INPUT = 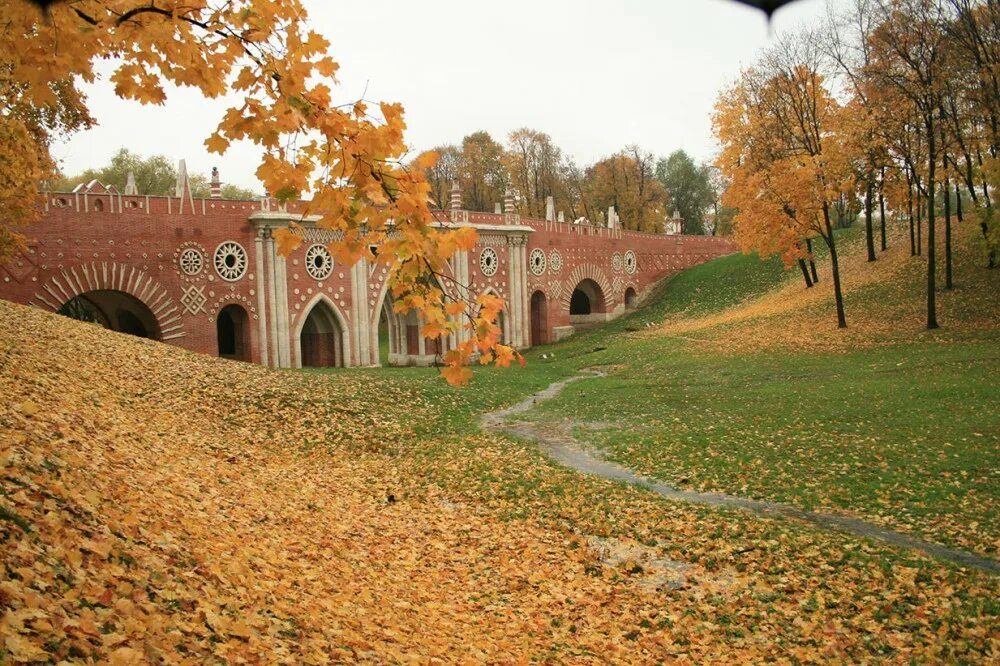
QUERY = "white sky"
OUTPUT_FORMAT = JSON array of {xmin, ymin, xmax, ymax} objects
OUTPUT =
[{"xmin": 51, "ymin": 0, "xmax": 841, "ymax": 192}]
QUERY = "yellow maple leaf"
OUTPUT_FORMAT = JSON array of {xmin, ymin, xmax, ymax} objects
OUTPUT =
[
  {"xmin": 441, "ymin": 364, "xmax": 472, "ymax": 387},
  {"xmin": 204, "ymin": 132, "xmax": 230, "ymax": 154},
  {"xmin": 273, "ymin": 227, "xmax": 303, "ymax": 257}
]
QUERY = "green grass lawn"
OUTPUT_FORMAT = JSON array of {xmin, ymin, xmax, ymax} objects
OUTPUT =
[
  {"xmin": 327, "ymin": 226, "xmax": 999, "ymax": 559},
  {"xmin": 288, "ymin": 234, "xmax": 1000, "ymax": 657}
]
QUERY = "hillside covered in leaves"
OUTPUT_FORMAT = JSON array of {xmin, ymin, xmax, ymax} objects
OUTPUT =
[{"xmin": 2, "ymin": 218, "xmax": 999, "ymax": 662}]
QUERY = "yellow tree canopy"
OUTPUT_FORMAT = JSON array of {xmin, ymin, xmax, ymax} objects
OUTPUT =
[
  {"xmin": 4, "ymin": 0, "xmax": 512, "ymax": 383},
  {"xmin": 714, "ymin": 61, "xmax": 851, "ymax": 264}
]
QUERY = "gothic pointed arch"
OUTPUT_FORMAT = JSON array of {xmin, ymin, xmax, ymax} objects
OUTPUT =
[
  {"xmin": 293, "ymin": 294, "xmax": 352, "ymax": 368},
  {"xmin": 480, "ymin": 287, "xmax": 511, "ymax": 345}
]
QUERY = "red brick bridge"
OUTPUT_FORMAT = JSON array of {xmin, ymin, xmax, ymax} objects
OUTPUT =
[{"xmin": 0, "ymin": 168, "xmax": 734, "ymax": 368}]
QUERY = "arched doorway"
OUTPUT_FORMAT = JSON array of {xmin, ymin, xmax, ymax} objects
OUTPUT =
[
  {"xmin": 496, "ymin": 309, "xmax": 509, "ymax": 345},
  {"xmin": 624, "ymin": 287, "xmax": 638, "ymax": 309},
  {"xmin": 376, "ymin": 290, "xmax": 451, "ymax": 366},
  {"xmin": 217, "ymin": 304, "xmax": 251, "ymax": 361},
  {"xmin": 299, "ymin": 300, "xmax": 345, "ymax": 368},
  {"xmin": 57, "ymin": 290, "xmax": 161, "ymax": 339},
  {"xmin": 569, "ymin": 279, "xmax": 606, "ymax": 316},
  {"xmin": 377, "ymin": 295, "xmax": 407, "ymax": 366},
  {"xmin": 530, "ymin": 290, "xmax": 548, "ymax": 346}
]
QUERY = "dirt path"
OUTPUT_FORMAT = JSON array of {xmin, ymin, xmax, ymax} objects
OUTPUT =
[{"xmin": 481, "ymin": 370, "xmax": 1000, "ymax": 576}]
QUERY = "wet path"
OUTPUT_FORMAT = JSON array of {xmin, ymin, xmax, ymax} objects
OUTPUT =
[{"xmin": 481, "ymin": 370, "xmax": 1000, "ymax": 575}]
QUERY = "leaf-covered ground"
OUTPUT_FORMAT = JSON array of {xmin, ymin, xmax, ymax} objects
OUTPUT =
[
  {"xmin": 497, "ymin": 220, "xmax": 1000, "ymax": 561},
  {"xmin": 2, "ymin": 217, "xmax": 999, "ymax": 662}
]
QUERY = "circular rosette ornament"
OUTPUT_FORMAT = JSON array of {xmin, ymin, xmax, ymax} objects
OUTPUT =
[{"xmin": 214, "ymin": 241, "xmax": 248, "ymax": 281}]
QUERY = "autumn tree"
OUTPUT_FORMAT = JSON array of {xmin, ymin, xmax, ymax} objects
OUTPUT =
[
  {"xmin": 52, "ymin": 148, "xmax": 258, "ymax": 198},
  {"xmin": 655, "ymin": 150, "xmax": 713, "ymax": 234},
  {"xmin": 585, "ymin": 147, "xmax": 669, "ymax": 232},
  {"xmin": 866, "ymin": 0, "xmax": 951, "ymax": 328},
  {"xmin": 942, "ymin": 0, "xmax": 999, "ymax": 268},
  {"xmin": 704, "ymin": 166, "xmax": 738, "ymax": 236},
  {"xmin": 715, "ymin": 32, "xmax": 852, "ymax": 326},
  {"xmin": 827, "ymin": 0, "xmax": 892, "ymax": 261},
  {"xmin": 51, "ymin": 148, "xmax": 174, "ymax": 195},
  {"xmin": 413, "ymin": 144, "xmax": 461, "ymax": 209},
  {"xmin": 6, "ymin": 0, "xmax": 513, "ymax": 384},
  {"xmin": 503, "ymin": 128, "xmax": 567, "ymax": 218},
  {"xmin": 460, "ymin": 131, "xmax": 507, "ymax": 212}
]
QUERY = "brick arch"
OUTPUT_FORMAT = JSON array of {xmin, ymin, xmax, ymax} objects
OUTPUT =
[
  {"xmin": 30, "ymin": 261, "xmax": 185, "ymax": 340},
  {"xmin": 560, "ymin": 263, "xmax": 613, "ymax": 312},
  {"xmin": 208, "ymin": 290, "xmax": 257, "ymax": 314},
  {"xmin": 622, "ymin": 282, "xmax": 639, "ymax": 309}
]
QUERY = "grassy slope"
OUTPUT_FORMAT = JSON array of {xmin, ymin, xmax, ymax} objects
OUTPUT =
[
  {"xmin": 3, "ymin": 219, "xmax": 999, "ymax": 662},
  {"xmin": 526, "ymin": 220, "xmax": 1000, "ymax": 558},
  {"xmin": 8, "ymin": 302, "xmax": 998, "ymax": 663},
  {"xmin": 344, "ymin": 220, "xmax": 999, "ymax": 559}
]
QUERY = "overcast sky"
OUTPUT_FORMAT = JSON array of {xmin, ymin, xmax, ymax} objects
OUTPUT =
[{"xmin": 52, "ymin": 0, "xmax": 841, "ymax": 192}]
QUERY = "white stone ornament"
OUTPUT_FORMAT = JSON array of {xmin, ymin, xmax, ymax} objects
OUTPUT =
[
  {"xmin": 181, "ymin": 285, "xmax": 207, "ymax": 315},
  {"xmin": 480, "ymin": 247, "xmax": 499, "ymax": 277},
  {"xmin": 612, "ymin": 253, "xmax": 623, "ymax": 273},
  {"xmin": 214, "ymin": 241, "xmax": 248, "ymax": 281},
  {"xmin": 179, "ymin": 248, "xmax": 203, "ymax": 276},
  {"xmin": 305, "ymin": 244, "xmax": 333, "ymax": 280},
  {"xmin": 548, "ymin": 250, "xmax": 563, "ymax": 274},
  {"xmin": 529, "ymin": 248, "xmax": 546, "ymax": 276},
  {"xmin": 624, "ymin": 250, "xmax": 637, "ymax": 274}
]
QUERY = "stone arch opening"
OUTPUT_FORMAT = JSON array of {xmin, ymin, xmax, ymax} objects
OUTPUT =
[
  {"xmin": 299, "ymin": 299, "xmax": 345, "ymax": 368},
  {"xmin": 497, "ymin": 309, "xmax": 509, "ymax": 345},
  {"xmin": 217, "ymin": 304, "xmax": 251, "ymax": 361},
  {"xmin": 530, "ymin": 290, "xmax": 548, "ymax": 346},
  {"xmin": 58, "ymin": 290, "xmax": 161, "ymax": 340},
  {"xmin": 624, "ymin": 287, "xmax": 638, "ymax": 309},
  {"xmin": 480, "ymin": 288, "xmax": 510, "ymax": 346},
  {"xmin": 569, "ymin": 279, "xmax": 606, "ymax": 316},
  {"xmin": 404, "ymin": 309, "xmax": 420, "ymax": 356},
  {"xmin": 377, "ymin": 295, "xmax": 408, "ymax": 366}
]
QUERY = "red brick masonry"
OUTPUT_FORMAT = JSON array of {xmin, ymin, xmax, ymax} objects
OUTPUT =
[{"xmin": 0, "ymin": 186, "xmax": 734, "ymax": 368}]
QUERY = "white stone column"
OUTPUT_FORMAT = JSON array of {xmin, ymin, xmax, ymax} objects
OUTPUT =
[
  {"xmin": 264, "ymin": 233, "xmax": 281, "ymax": 367},
  {"xmin": 274, "ymin": 253, "xmax": 291, "ymax": 368},
  {"xmin": 508, "ymin": 238, "xmax": 522, "ymax": 347},
  {"xmin": 417, "ymin": 318, "xmax": 426, "ymax": 357},
  {"xmin": 351, "ymin": 259, "xmax": 370, "ymax": 366},
  {"xmin": 518, "ymin": 239, "xmax": 530, "ymax": 347},
  {"xmin": 509, "ymin": 237, "xmax": 531, "ymax": 348},
  {"xmin": 454, "ymin": 250, "xmax": 470, "ymax": 345},
  {"xmin": 254, "ymin": 232, "xmax": 270, "ymax": 367},
  {"xmin": 521, "ymin": 241, "xmax": 531, "ymax": 347}
]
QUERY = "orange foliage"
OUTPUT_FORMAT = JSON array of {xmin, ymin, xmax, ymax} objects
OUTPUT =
[{"xmin": 4, "ymin": 0, "xmax": 511, "ymax": 384}]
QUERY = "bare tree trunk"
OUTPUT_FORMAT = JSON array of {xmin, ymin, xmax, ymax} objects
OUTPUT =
[
  {"xmin": 822, "ymin": 203, "xmax": 847, "ymax": 329},
  {"xmin": 916, "ymin": 193, "xmax": 923, "ymax": 257},
  {"xmin": 907, "ymin": 174, "xmax": 916, "ymax": 256},
  {"xmin": 939, "ymin": 110, "xmax": 953, "ymax": 290},
  {"xmin": 805, "ymin": 238, "xmax": 819, "ymax": 283},
  {"xmin": 798, "ymin": 259, "xmax": 814, "ymax": 288},
  {"xmin": 955, "ymin": 182, "xmax": 963, "ymax": 223},
  {"xmin": 865, "ymin": 176, "xmax": 876, "ymax": 261},
  {"xmin": 926, "ymin": 114, "xmax": 938, "ymax": 330},
  {"xmin": 879, "ymin": 166, "xmax": 887, "ymax": 251},
  {"xmin": 943, "ymin": 179, "xmax": 953, "ymax": 289}
]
